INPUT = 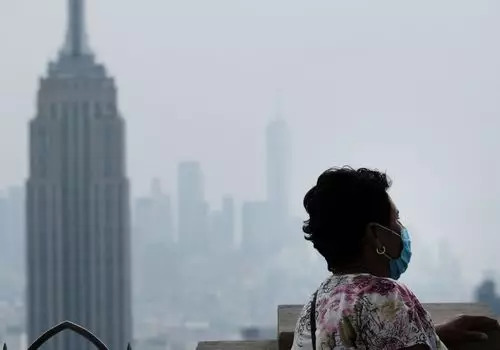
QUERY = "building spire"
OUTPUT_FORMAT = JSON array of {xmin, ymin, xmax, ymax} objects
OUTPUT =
[
  {"xmin": 274, "ymin": 89, "xmax": 285, "ymax": 121},
  {"xmin": 61, "ymin": 0, "xmax": 91, "ymax": 56}
]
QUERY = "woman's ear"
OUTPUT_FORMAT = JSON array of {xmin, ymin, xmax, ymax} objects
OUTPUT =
[
  {"xmin": 366, "ymin": 222, "xmax": 376, "ymax": 236},
  {"xmin": 365, "ymin": 223, "xmax": 384, "ymax": 250}
]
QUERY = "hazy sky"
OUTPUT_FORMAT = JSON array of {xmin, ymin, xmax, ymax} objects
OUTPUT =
[{"xmin": 2, "ymin": 0, "xmax": 500, "ymax": 284}]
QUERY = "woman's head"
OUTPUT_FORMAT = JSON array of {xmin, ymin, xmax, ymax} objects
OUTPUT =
[{"xmin": 303, "ymin": 166, "xmax": 406, "ymax": 278}]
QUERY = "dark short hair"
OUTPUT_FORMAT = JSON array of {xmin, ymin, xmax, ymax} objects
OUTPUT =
[{"xmin": 303, "ymin": 166, "xmax": 392, "ymax": 270}]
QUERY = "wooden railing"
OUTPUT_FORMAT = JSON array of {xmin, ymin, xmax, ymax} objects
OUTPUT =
[
  {"xmin": 3, "ymin": 321, "xmax": 132, "ymax": 350},
  {"xmin": 197, "ymin": 303, "xmax": 500, "ymax": 350}
]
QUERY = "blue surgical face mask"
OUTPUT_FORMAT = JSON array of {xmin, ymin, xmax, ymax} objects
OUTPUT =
[{"xmin": 376, "ymin": 225, "xmax": 412, "ymax": 280}]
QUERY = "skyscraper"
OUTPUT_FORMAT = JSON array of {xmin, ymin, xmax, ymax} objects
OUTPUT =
[
  {"xmin": 209, "ymin": 195, "xmax": 235, "ymax": 252},
  {"xmin": 134, "ymin": 179, "xmax": 173, "ymax": 246},
  {"xmin": 241, "ymin": 200, "xmax": 270, "ymax": 254},
  {"xmin": 177, "ymin": 161, "xmax": 208, "ymax": 249},
  {"xmin": 240, "ymin": 109, "xmax": 290, "ymax": 256},
  {"xmin": 26, "ymin": 1, "xmax": 132, "ymax": 349},
  {"xmin": 266, "ymin": 115, "xmax": 290, "ymax": 223}
]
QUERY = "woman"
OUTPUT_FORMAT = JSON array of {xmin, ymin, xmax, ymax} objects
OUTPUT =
[{"xmin": 292, "ymin": 167, "xmax": 499, "ymax": 350}]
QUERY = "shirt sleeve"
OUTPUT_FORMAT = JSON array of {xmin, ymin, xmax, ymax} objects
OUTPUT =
[{"xmin": 357, "ymin": 278, "xmax": 439, "ymax": 350}]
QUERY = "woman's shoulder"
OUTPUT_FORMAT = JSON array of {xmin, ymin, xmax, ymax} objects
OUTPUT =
[
  {"xmin": 318, "ymin": 273, "xmax": 428, "ymax": 324},
  {"xmin": 350, "ymin": 274, "xmax": 417, "ymax": 298},
  {"xmin": 319, "ymin": 273, "xmax": 417, "ymax": 301}
]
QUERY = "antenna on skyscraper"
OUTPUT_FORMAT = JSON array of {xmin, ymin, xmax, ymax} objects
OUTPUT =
[
  {"xmin": 151, "ymin": 178, "xmax": 162, "ymax": 196},
  {"xmin": 274, "ymin": 88, "xmax": 285, "ymax": 121},
  {"xmin": 60, "ymin": 0, "xmax": 92, "ymax": 57}
]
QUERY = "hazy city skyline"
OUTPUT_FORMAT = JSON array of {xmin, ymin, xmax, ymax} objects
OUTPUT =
[{"xmin": 3, "ymin": 0, "xmax": 500, "ymax": 305}]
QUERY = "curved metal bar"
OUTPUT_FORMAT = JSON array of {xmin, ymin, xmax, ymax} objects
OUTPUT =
[{"xmin": 28, "ymin": 321, "xmax": 109, "ymax": 350}]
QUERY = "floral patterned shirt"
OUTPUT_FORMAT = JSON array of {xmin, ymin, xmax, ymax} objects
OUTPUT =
[{"xmin": 291, "ymin": 273, "xmax": 447, "ymax": 350}]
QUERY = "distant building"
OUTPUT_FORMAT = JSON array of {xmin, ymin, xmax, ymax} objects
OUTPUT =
[
  {"xmin": 177, "ymin": 162, "xmax": 208, "ymax": 250},
  {"xmin": 134, "ymin": 197, "xmax": 153, "ymax": 237},
  {"xmin": 0, "ymin": 188, "xmax": 25, "ymax": 260},
  {"xmin": 209, "ymin": 195, "xmax": 235, "ymax": 252},
  {"xmin": 26, "ymin": 0, "xmax": 132, "ymax": 349},
  {"xmin": 240, "ymin": 327, "xmax": 276, "ymax": 341},
  {"xmin": 241, "ymin": 201, "xmax": 271, "ymax": 255},
  {"xmin": 240, "ymin": 113, "xmax": 291, "ymax": 256},
  {"xmin": 266, "ymin": 117, "xmax": 290, "ymax": 224},
  {"xmin": 0, "ymin": 194, "xmax": 7, "ymax": 253},
  {"xmin": 0, "ymin": 187, "xmax": 25, "ymax": 301},
  {"xmin": 150, "ymin": 179, "xmax": 174, "ymax": 244},
  {"xmin": 134, "ymin": 179, "xmax": 174, "ymax": 245},
  {"xmin": 6, "ymin": 187, "xmax": 24, "ymax": 253},
  {"xmin": 220, "ymin": 195, "xmax": 235, "ymax": 248}
]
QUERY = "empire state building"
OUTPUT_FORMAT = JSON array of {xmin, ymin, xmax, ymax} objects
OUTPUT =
[{"xmin": 26, "ymin": 0, "xmax": 132, "ymax": 349}]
